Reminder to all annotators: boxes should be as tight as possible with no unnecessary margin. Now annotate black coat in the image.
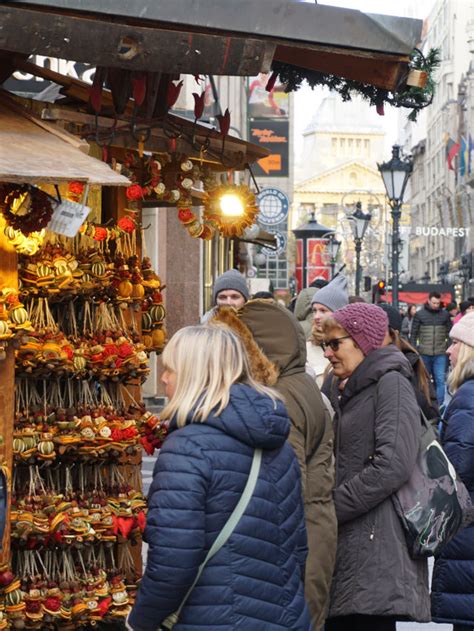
[326,346,430,621]
[410,304,451,356]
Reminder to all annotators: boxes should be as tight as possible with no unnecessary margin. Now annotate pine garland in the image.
[272,48,440,122]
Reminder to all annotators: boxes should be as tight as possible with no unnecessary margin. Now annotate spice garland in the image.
[270,47,441,121]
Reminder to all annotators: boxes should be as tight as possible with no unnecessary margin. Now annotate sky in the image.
[293,0,437,158]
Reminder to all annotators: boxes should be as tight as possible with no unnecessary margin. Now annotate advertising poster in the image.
[249,120,289,178]
[307,238,330,285]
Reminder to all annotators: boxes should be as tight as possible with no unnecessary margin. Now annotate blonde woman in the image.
[431,312,474,630]
[128,325,310,631]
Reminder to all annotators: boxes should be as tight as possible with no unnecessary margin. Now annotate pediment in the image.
[295,161,385,193]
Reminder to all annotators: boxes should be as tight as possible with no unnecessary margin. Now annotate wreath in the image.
[0,184,54,235]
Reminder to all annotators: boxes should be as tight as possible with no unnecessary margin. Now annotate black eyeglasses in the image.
[321,336,351,352]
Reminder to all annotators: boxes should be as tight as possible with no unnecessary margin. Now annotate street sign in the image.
[248,120,289,177]
[256,187,289,226]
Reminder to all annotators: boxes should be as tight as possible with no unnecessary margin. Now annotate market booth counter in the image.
[0,99,172,630]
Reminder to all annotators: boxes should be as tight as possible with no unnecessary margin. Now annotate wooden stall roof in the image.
[0,1,423,91]
[0,93,131,185]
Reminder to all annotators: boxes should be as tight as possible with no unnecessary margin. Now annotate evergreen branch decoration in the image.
[271,48,440,122]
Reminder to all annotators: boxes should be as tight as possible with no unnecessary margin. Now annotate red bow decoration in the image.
[117,516,134,538]
[97,597,112,618]
[216,108,231,136]
[136,510,146,532]
[193,92,206,120]
[167,79,184,108]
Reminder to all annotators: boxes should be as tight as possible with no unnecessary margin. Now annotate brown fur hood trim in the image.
[209,307,280,386]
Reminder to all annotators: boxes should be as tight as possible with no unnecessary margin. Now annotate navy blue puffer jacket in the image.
[431,375,474,625]
[128,383,310,631]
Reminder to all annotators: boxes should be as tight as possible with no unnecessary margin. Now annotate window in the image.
[340,138,346,152]
[332,137,337,154]
[356,139,361,154]
[364,139,370,155]
[348,138,353,151]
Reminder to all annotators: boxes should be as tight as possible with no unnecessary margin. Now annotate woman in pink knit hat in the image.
[431,311,474,629]
[321,303,430,631]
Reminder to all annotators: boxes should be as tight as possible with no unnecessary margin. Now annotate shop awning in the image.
[0,1,423,91]
[0,93,130,185]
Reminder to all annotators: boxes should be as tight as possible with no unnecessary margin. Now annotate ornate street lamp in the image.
[347,202,371,296]
[323,232,341,279]
[378,145,413,309]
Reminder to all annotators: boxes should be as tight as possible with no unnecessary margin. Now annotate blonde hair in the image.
[447,340,474,393]
[161,325,280,427]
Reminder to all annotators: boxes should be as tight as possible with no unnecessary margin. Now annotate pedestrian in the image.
[322,303,430,631]
[452,297,474,324]
[294,277,328,340]
[410,291,451,405]
[211,300,337,631]
[446,301,459,322]
[431,312,474,631]
[127,325,310,631]
[379,303,439,425]
[401,303,417,339]
[308,275,349,387]
[201,269,249,322]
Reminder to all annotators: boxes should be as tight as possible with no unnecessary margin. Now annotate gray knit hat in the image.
[212,270,249,305]
[311,274,348,312]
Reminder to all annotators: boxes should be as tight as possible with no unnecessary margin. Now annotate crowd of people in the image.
[126,270,474,631]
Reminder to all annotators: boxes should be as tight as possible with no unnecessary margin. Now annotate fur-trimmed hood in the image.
[208,306,279,386]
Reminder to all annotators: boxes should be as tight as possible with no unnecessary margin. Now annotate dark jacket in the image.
[404,349,439,423]
[326,346,430,621]
[431,366,474,626]
[410,303,451,356]
[128,384,310,631]
[240,300,336,631]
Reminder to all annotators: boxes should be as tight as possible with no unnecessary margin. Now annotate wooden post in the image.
[0,219,17,567]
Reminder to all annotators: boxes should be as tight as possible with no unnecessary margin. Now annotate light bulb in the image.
[219,194,244,217]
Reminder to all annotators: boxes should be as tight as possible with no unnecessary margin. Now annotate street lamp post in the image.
[324,232,341,279]
[347,202,371,296]
[378,145,413,309]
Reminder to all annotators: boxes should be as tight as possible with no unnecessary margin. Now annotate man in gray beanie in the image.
[307,275,349,387]
[212,269,249,308]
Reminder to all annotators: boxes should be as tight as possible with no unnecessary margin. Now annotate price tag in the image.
[47,199,91,237]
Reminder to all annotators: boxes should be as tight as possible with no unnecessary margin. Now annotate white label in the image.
[47,199,91,237]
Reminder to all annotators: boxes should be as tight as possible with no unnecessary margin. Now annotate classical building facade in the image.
[292,95,388,291]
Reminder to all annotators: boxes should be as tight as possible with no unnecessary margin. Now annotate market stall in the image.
[0,102,171,630]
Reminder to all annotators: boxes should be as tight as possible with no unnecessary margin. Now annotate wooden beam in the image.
[274,44,409,91]
[0,4,274,75]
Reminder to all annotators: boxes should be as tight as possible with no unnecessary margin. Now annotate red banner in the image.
[307,238,330,285]
[295,239,303,292]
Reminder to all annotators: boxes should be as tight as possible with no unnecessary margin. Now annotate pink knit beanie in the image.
[450,311,474,347]
[333,303,389,355]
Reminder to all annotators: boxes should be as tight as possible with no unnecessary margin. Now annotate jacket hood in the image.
[294,287,316,324]
[170,383,290,450]
[341,345,413,405]
[239,299,307,377]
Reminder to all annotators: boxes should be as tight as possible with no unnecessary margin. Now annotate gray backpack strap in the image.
[161,448,263,630]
